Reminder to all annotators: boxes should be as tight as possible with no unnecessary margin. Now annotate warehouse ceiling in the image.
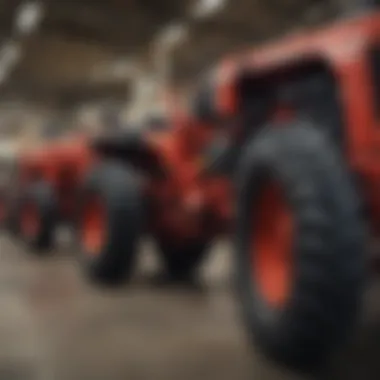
[41,0,190,52]
[0,0,194,106]
[171,0,345,83]
[0,0,369,108]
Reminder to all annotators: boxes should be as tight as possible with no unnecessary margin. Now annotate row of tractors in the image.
[2,7,380,374]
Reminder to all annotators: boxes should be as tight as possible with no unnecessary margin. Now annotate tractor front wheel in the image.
[77,161,143,286]
[235,121,366,373]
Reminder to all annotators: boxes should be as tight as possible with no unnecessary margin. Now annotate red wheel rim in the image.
[21,202,40,238]
[81,197,106,256]
[251,182,294,307]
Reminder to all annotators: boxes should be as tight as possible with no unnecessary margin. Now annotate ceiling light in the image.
[192,0,227,18]
[15,1,44,35]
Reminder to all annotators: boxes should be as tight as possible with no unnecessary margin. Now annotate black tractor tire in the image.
[235,120,366,373]
[19,181,58,252]
[153,235,211,282]
[77,161,143,287]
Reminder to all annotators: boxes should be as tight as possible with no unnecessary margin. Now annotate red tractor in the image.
[1,118,164,249]
[3,133,95,251]
[74,6,380,372]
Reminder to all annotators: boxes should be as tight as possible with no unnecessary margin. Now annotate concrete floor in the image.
[0,234,380,380]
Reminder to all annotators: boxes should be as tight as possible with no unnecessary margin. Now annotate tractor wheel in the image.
[19,182,58,252]
[235,121,366,373]
[77,161,143,287]
[153,236,211,282]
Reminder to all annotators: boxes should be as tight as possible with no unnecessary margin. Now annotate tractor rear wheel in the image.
[235,121,366,373]
[77,161,143,286]
[19,181,58,252]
